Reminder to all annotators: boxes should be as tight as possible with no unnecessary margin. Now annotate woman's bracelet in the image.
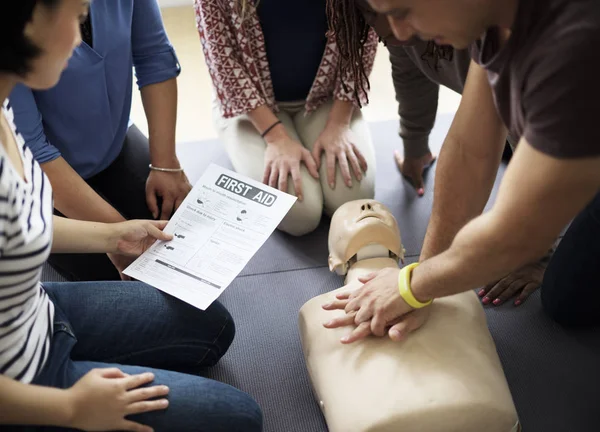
[261,120,282,138]
[149,164,184,173]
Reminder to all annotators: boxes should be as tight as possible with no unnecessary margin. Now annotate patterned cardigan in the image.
[194,0,379,118]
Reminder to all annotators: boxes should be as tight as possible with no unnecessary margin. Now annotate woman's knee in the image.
[186,383,263,432]
[277,185,323,236]
[136,375,263,432]
[202,301,236,366]
[322,176,375,217]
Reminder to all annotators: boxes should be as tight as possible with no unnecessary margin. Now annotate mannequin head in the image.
[328,199,404,275]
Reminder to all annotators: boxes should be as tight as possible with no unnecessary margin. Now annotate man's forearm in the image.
[51,216,115,254]
[42,157,125,223]
[420,61,507,261]
[420,134,502,260]
[0,375,72,427]
[141,78,179,168]
[414,211,549,301]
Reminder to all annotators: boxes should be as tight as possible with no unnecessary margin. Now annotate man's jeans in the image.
[6,281,262,432]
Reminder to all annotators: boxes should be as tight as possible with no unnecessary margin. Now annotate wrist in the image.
[103,222,122,254]
[327,99,353,127]
[400,263,433,306]
[263,123,288,145]
[150,152,180,170]
[56,388,77,428]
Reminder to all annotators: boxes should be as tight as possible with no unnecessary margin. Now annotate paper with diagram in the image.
[124,163,297,310]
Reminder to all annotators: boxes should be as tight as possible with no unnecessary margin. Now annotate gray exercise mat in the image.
[41,117,600,432]
[485,290,600,432]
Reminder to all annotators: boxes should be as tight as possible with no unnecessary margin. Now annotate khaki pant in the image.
[213,100,376,236]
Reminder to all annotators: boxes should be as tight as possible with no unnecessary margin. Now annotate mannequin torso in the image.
[298,200,520,432]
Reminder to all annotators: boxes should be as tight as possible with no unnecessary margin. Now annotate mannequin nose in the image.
[360,202,374,211]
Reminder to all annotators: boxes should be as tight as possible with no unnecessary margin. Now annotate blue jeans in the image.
[7,281,262,432]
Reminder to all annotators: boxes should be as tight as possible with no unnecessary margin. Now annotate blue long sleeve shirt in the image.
[9,0,181,179]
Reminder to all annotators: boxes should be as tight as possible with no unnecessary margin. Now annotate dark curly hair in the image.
[326,0,371,107]
[327,0,452,105]
[0,0,61,76]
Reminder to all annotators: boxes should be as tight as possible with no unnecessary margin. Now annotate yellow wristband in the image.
[398,263,432,309]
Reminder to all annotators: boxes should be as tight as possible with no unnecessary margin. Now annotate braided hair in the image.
[326,0,452,105]
[326,0,371,107]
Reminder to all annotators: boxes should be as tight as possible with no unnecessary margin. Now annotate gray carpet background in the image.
[42,114,600,432]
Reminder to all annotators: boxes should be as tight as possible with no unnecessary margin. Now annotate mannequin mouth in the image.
[356,213,382,222]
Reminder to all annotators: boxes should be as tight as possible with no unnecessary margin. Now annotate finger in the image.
[120,419,154,432]
[262,164,271,185]
[146,222,172,242]
[393,150,403,171]
[370,311,388,337]
[269,167,279,189]
[388,320,411,342]
[303,150,320,179]
[326,150,336,189]
[159,197,174,221]
[322,299,349,310]
[268,165,279,189]
[358,273,377,284]
[146,190,159,220]
[514,283,540,306]
[478,281,499,298]
[347,148,363,181]
[278,166,290,194]
[388,313,425,342]
[126,384,170,403]
[494,279,528,305]
[122,372,156,390]
[120,273,132,282]
[337,152,353,188]
[341,321,372,344]
[355,301,375,324]
[150,220,169,230]
[482,278,512,305]
[323,313,356,329]
[312,142,322,171]
[412,169,425,197]
[290,165,303,201]
[353,144,368,172]
[173,197,184,212]
[99,367,128,379]
[335,291,351,300]
[125,399,169,416]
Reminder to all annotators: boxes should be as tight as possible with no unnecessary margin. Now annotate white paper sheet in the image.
[124,163,296,310]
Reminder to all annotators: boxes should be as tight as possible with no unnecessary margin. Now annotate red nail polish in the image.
[478,289,485,297]
[514,300,522,306]
[493,299,501,305]
[417,188,424,196]
[482,297,490,305]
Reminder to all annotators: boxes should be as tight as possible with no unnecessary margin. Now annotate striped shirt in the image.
[0,100,54,383]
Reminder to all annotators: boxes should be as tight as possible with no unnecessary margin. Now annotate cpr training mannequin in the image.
[298,200,521,432]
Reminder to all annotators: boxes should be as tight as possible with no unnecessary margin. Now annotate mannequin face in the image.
[329,200,403,273]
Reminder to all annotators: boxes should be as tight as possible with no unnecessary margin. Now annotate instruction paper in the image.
[124,164,296,310]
